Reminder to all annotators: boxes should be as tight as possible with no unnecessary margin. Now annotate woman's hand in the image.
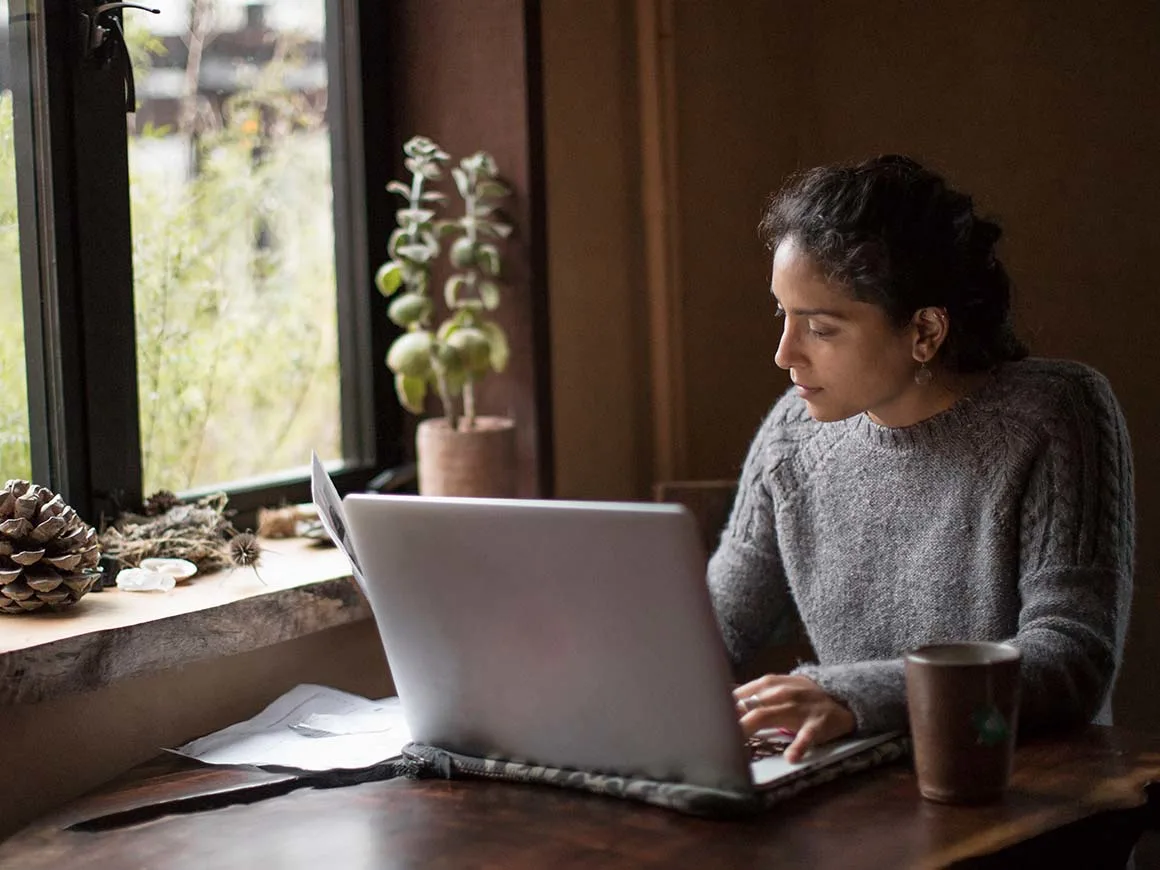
[733,674,856,763]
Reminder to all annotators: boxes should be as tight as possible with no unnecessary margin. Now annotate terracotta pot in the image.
[416,416,517,498]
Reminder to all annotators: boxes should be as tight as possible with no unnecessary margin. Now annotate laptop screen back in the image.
[342,494,752,791]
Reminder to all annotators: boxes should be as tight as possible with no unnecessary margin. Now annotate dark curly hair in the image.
[758,155,1027,373]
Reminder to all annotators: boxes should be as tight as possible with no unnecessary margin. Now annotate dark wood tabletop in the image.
[2,726,1158,869]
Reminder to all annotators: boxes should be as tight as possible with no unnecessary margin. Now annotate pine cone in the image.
[0,480,102,614]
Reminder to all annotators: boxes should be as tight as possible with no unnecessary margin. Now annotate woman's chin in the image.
[803,403,837,422]
[802,398,857,423]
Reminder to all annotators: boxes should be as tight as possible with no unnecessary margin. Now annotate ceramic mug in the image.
[904,641,1021,804]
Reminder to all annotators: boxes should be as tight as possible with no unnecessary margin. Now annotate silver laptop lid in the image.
[343,494,752,791]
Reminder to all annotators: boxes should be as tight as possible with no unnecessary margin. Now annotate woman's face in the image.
[771,238,925,426]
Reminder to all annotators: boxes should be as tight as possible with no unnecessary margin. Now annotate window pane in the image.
[128,0,341,493]
[0,1,32,481]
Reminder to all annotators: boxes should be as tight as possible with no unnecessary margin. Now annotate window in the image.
[5,0,400,524]
[128,2,342,493]
[0,1,31,482]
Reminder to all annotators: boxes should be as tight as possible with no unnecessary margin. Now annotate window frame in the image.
[11,0,403,526]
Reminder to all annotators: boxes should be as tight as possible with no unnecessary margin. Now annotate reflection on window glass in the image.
[0,1,32,481]
[128,0,341,493]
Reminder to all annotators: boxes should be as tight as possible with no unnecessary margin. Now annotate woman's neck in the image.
[867,369,992,429]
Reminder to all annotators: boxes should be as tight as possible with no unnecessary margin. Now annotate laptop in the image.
[334,486,898,794]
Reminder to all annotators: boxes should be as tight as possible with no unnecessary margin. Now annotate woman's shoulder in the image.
[986,358,1127,455]
[763,384,824,438]
[749,385,832,462]
[992,357,1121,417]
[768,383,813,425]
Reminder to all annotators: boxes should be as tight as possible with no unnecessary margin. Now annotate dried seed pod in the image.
[227,532,261,569]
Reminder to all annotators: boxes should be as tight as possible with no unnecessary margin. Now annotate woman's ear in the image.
[910,307,949,363]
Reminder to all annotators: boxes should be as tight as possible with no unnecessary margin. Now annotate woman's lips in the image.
[795,383,821,398]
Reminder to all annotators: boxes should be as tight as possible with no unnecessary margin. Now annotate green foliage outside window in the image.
[0,91,32,482]
[131,96,341,493]
[0,19,343,495]
[128,18,342,494]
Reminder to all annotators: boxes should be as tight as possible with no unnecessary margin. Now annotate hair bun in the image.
[968,217,1002,263]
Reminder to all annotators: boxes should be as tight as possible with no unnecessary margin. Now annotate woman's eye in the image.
[774,305,786,319]
[808,323,835,338]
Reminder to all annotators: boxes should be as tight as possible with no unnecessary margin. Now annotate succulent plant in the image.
[376,136,511,431]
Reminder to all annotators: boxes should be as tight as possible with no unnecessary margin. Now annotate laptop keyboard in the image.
[745,732,791,760]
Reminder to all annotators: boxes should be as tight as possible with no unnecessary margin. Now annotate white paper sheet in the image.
[171,683,410,771]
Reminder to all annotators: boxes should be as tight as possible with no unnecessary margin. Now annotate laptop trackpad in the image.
[750,732,901,788]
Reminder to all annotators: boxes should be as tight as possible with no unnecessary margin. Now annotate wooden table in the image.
[2,726,1158,869]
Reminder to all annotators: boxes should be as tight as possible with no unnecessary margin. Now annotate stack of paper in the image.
[172,684,411,772]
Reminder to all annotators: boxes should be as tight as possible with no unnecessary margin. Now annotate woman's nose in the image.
[774,321,796,370]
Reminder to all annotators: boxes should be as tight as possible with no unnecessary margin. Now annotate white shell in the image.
[116,568,177,592]
[139,558,198,580]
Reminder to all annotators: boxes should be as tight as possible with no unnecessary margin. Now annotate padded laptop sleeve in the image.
[400,735,912,818]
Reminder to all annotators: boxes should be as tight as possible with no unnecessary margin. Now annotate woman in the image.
[708,155,1134,764]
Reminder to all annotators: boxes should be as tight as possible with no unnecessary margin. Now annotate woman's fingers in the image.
[731,675,857,750]
[739,701,798,736]
[734,680,796,712]
[733,675,779,702]
[734,691,760,716]
[785,718,821,763]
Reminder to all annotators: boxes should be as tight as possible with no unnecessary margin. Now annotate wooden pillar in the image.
[636,0,687,484]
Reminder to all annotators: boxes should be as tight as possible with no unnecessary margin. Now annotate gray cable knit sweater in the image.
[707,358,1134,735]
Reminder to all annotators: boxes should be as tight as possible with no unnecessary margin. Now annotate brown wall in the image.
[542,1,1159,729]
[387,0,552,497]
[541,1,653,500]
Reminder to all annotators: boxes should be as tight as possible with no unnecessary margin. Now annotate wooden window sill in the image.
[0,538,367,706]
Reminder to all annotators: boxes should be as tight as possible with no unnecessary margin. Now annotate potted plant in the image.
[376,136,517,497]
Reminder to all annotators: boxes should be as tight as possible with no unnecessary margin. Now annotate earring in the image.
[914,362,933,386]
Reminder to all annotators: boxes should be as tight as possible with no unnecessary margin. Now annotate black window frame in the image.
[11,0,403,529]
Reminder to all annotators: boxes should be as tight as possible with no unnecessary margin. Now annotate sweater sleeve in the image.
[1008,371,1134,731]
[793,658,907,734]
[707,410,796,669]
[794,369,1134,736]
